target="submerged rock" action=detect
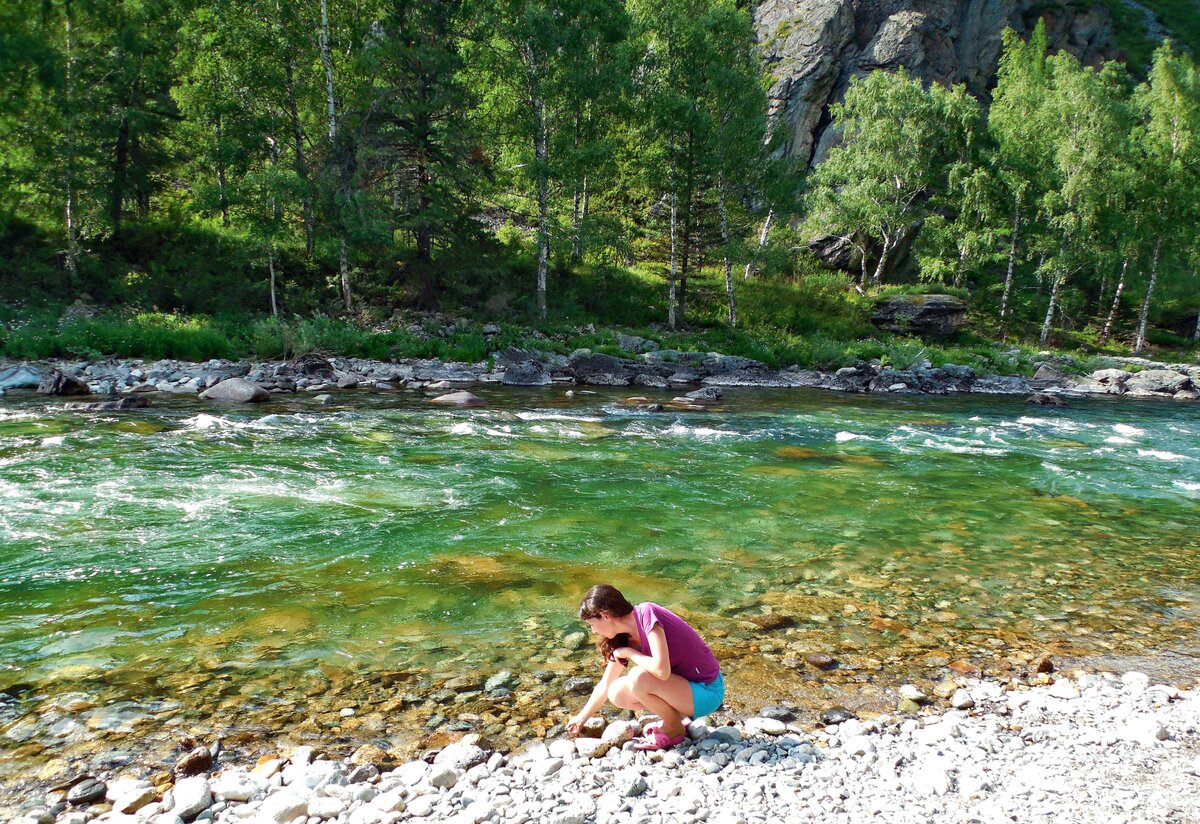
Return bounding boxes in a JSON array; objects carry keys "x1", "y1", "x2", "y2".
[
  {"x1": 1026, "y1": 392, "x2": 1067, "y2": 406},
  {"x1": 430, "y1": 391, "x2": 484, "y2": 406},
  {"x1": 65, "y1": 396, "x2": 149, "y2": 412},
  {"x1": 200, "y1": 378, "x2": 268, "y2": 403}
]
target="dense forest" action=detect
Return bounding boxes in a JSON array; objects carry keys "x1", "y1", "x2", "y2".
[{"x1": 1, "y1": 0, "x2": 1198, "y2": 360}]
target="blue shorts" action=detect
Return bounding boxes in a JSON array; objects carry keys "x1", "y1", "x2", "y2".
[{"x1": 689, "y1": 672, "x2": 725, "y2": 718}]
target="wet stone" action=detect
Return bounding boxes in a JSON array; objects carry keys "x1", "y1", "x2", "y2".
[
  {"x1": 67, "y1": 778, "x2": 107, "y2": 805},
  {"x1": 564, "y1": 678, "x2": 592, "y2": 696},
  {"x1": 759, "y1": 706, "x2": 796, "y2": 722},
  {"x1": 820, "y1": 707, "x2": 856, "y2": 725}
]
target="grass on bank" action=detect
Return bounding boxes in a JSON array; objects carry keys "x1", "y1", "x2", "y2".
[{"x1": 5, "y1": 261, "x2": 1192, "y2": 377}]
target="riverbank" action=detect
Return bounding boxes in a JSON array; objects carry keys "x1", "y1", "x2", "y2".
[
  {"x1": 1, "y1": 346, "x2": 1197, "y2": 403},
  {"x1": 9, "y1": 669, "x2": 1199, "y2": 824}
]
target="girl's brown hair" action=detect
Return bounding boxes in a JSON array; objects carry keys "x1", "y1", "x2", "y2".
[{"x1": 577, "y1": 584, "x2": 635, "y2": 663}]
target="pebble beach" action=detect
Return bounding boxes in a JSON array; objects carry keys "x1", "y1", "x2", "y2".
[{"x1": 13, "y1": 669, "x2": 1200, "y2": 824}]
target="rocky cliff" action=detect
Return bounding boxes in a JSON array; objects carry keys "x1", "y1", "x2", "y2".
[{"x1": 755, "y1": 0, "x2": 1120, "y2": 166}]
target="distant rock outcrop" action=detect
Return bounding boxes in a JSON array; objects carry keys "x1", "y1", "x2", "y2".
[{"x1": 756, "y1": 0, "x2": 1119, "y2": 167}]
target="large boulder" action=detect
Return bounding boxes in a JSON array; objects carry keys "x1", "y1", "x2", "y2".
[
  {"x1": 37, "y1": 369, "x2": 90, "y2": 396},
  {"x1": 199, "y1": 377, "x2": 269, "y2": 403},
  {"x1": 1124, "y1": 369, "x2": 1190, "y2": 395},
  {"x1": 501, "y1": 359, "x2": 551, "y2": 386},
  {"x1": 568, "y1": 352, "x2": 633, "y2": 386},
  {"x1": 0, "y1": 365, "x2": 43, "y2": 390},
  {"x1": 287, "y1": 351, "x2": 335, "y2": 379},
  {"x1": 871, "y1": 294, "x2": 966, "y2": 339}
]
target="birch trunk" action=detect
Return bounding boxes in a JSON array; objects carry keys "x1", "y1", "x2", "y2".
[
  {"x1": 268, "y1": 242, "x2": 279, "y2": 318},
  {"x1": 571, "y1": 175, "x2": 588, "y2": 263},
  {"x1": 319, "y1": 0, "x2": 351, "y2": 312},
  {"x1": 63, "y1": 0, "x2": 79, "y2": 285},
  {"x1": 743, "y1": 209, "x2": 772, "y2": 280},
  {"x1": 1039, "y1": 268, "x2": 1065, "y2": 345},
  {"x1": 283, "y1": 58, "x2": 314, "y2": 255},
  {"x1": 871, "y1": 235, "x2": 891, "y2": 285},
  {"x1": 338, "y1": 239, "x2": 352, "y2": 312},
  {"x1": 533, "y1": 78, "x2": 549, "y2": 320},
  {"x1": 998, "y1": 204, "x2": 1021, "y2": 335},
  {"x1": 718, "y1": 173, "x2": 735, "y2": 327},
  {"x1": 319, "y1": 0, "x2": 336, "y2": 143},
  {"x1": 1098, "y1": 258, "x2": 1127, "y2": 345},
  {"x1": 668, "y1": 192, "x2": 677, "y2": 331},
  {"x1": 1134, "y1": 240, "x2": 1162, "y2": 354},
  {"x1": 215, "y1": 115, "x2": 230, "y2": 227}
]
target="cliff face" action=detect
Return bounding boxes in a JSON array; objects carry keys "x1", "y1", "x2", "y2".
[{"x1": 756, "y1": 0, "x2": 1119, "y2": 166}]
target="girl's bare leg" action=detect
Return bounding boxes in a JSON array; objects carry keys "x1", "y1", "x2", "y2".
[{"x1": 609, "y1": 669, "x2": 694, "y2": 737}]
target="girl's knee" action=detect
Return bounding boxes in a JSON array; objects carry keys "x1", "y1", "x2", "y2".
[{"x1": 608, "y1": 679, "x2": 633, "y2": 709}]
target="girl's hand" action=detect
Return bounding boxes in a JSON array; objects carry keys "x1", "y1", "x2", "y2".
[
  {"x1": 566, "y1": 713, "x2": 588, "y2": 736},
  {"x1": 612, "y1": 647, "x2": 637, "y2": 665}
]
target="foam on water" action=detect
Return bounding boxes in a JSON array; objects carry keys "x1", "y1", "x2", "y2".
[
  {"x1": 182, "y1": 413, "x2": 251, "y2": 431},
  {"x1": 1114, "y1": 424, "x2": 1145, "y2": 437},
  {"x1": 1016, "y1": 416, "x2": 1081, "y2": 432},
  {"x1": 515, "y1": 411, "x2": 605, "y2": 423},
  {"x1": 650, "y1": 423, "x2": 741, "y2": 440},
  {"x1": 1137, "y1": 449, "x2": 1188, "y2": 462},
  {"x1": 1174, "y1": 481, "x2": 1200, "y2": 492},
  {"x1": 835, "y1": 431, "x2": 862, "y2": 442},
  {"x1": 921, "y1": 438, "x2": 1007, "y2": 456}
]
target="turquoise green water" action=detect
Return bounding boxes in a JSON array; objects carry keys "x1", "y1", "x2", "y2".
[{"x1": 1, "y1": 387, "x2": 1198, "y2": 792}]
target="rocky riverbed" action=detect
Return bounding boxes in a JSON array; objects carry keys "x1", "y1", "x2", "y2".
[
  {"x1": 8, "y1": 669, "x2": 1198, "y2": 824},
  {"x1": 0, "y1": 347, "x2": 1197, "y2": 404}
]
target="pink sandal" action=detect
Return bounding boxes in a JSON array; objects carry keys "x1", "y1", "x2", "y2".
[
  {"x1": 643, "y1": 718, "x2": 691, "y2": 738},
  {"x1": 633, "y1": 730, "x2": 687, "y2": 751}
]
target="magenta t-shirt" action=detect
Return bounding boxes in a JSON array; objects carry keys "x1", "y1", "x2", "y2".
[{"x1": 633, "y1": 602, "x2": 720, "y2": 685}]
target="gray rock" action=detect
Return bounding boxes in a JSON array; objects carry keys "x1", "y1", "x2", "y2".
[
  {"x1": 0, "y1": 365, "x2": 43, "y2": 390},
  {"x1": 871, "y1": 295, "x2": 966, "y2": 339},
  {"x1": 113, "y1": 787, "x2": 158, "y2": 815},
  {"x1": 433, "y1": 739, "x2": 488, "y2": 772},
  {"x1": 429, "y1": 391, "x2": 484, "y2": 406},
  {"x1": 38, "y1": 369, "x2": 91, "y2": 397},
  {"x1": 1125, "y1": 369, "x2": 1190, "y2": 394},
  {"x1": 199, "y1": 378, "x2": 269, "y2": 403},
  {"x1": 564, "y1": 676, "x2": 592, "y2": 695},
  {"x1": 426, "y1": 765, "x2": 457, "y2": 789},
  {"x1": 970, "y1": 375, "x2": 1032, "y2": 394},
  {"x1": 757, "y1": 0, "x2": 1114, "y2": 170},
  {"x1": 64, "y1": 396, "x2": 149, "y2": 412},
  {"x1": 685, "y1": 386, "x2": 723, "y2": 402},
  {"x1": 67, "y1": 778, "x2": 107, "y2": 805},
  {"x1": 568, "y1": 352, "x2": 632, "y2": 386},
  {"x1": 617, "y1": 334, "x2": 658, "y2": 353},
  {"x1": 257, "y1": 792, "x2": 309, "y2": 824},
  {"x1": 624, "y1": 776, "x2": 649, "y2": 797},
  {"x1": 484, "y1": 670, "x2": 517, "y2": 692},
  {"x1": 170, "y1": 776, "x2": 212, "y2": 821},
  {"x1": 501, "y1": 360, "x2": 550, "y2": 386}
]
